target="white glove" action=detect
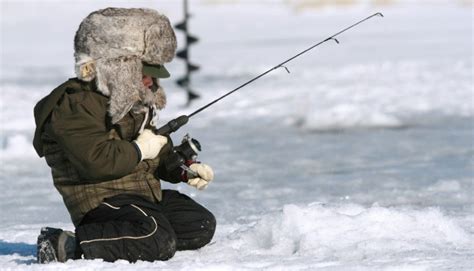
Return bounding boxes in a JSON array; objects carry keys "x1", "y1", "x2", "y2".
[
  {"x1": 187, "y1": 163, "x2": 214, "y2": 190},
  {"x1": 133, "y1": 129, "x2": 168, "y2": 161}
]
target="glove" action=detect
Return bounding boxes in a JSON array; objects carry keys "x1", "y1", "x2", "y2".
[
  {"x1": 133, "y1": 129, "x2": 168, "y2": 161},
  {"x1": 187, "y1": 163, "x2": 214, "y2": 190}
]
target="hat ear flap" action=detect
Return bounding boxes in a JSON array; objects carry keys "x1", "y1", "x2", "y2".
[
  {"x1": 95, "y1": 56, "x2": 142, "y2": 124},
  {"x1": 75, "y1": 60, "x2": 96, "y2": 82},
  {"x1": 81, "y1": 62, "x2": 96, "y2": 81},
  {"x1": 153, "y1": 83, "x2": 167, "y2": 110}
]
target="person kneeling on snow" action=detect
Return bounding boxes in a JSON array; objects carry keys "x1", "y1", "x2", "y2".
[{"x1": 32, "y1": 7, "x2": 216, "y2": 263}]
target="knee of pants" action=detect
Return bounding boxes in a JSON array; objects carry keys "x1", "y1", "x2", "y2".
[
  {"x1": 150, "y1": 222, "x2": 178, "y2": 261},
  {"x1": 202, "y1": 211, "x2": 217, "y2": 245},
  {"x1": 78, "y1": 216, "x2": 178, "y2": 262},
  {"x1": 177, "y1": 211, "x2": 216, "y2": 251},
  {"x1": 80, "y1": 231, "x2": 177, "y2": 262}
]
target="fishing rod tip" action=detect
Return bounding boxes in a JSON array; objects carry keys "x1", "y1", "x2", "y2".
[{"x1": 376, "y1": 12, "x2": 384, "y2": 17}]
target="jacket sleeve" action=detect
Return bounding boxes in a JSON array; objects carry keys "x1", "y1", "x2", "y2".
[
  {"x1": 46, "y1": 91, "x2": 140, "y2": 182},
  {"x1": 153, "y1": 141, "x2": 184, "y2": 184},
  {"x1": 137, "y1": 138, "x2": 184, "y2": 184}
]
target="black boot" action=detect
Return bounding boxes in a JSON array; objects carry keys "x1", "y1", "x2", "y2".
[{"x1": 37, "y1": 227, "x2": 77, "y2": 263}]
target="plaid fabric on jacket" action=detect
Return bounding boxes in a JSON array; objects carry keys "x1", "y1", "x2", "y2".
[{"x1": 35, "y1": 79, "x2": 167, "y2": 226}]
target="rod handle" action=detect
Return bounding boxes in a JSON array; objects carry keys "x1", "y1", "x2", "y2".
[{"x1": 154, "y1": 115, "x2": 189, "y2": 135}]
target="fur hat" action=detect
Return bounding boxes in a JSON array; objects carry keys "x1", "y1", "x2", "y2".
[{"x1": 74, "y1": 7, "x2": 177, "y2": 123}]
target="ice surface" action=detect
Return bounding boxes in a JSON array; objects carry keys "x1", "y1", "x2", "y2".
[{"x1": 0, "y1": 0, "x2": 473, "y2": 270}]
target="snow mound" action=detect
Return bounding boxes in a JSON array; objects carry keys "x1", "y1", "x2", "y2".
[{"x1": 236, "y1": 203, "x2": 471, "y2": 258}]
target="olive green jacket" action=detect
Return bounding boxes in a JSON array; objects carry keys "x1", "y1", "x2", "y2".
[{"x1": 33, "y1": 78, "x2": 176, "y2": 226}]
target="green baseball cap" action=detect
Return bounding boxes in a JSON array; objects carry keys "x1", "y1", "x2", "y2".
[{"x1": 142, "y1": 62, "x2": 170, "y2": 78}]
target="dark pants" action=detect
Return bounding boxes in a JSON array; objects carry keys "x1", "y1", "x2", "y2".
[{"x1": 75, "y1": 190, "x2": 216, "y2": 262}]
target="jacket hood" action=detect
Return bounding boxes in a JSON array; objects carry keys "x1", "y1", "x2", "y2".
[{"x1": 33, "y1": 79, "x2": 92, "y2": 157}]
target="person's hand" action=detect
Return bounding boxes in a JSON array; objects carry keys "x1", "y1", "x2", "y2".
[
  {"x1": 187, "y1": 163, "x2": 214, "y2": 190},
  {"x1": 133, "y1": 129, "x2": 168, "y2": 161}
]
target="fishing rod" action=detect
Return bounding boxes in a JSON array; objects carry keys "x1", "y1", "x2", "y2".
[
  {"x1": 155, "y1": 12, "x2": 384, "y2": 178},
  {"x1": 155, "y1": 12, "x2": 384, "y2": 136}
]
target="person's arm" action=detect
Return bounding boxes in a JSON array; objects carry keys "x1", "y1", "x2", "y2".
[
  {"x1": 153, "y1": 140, "x2": 184, "y2": 184},
  {"x1": 153, "y1": 142, "x2": 214, "y2": 189},
  {"x1": 46, "y1": 91, "x2": 139, "y2": 182}
]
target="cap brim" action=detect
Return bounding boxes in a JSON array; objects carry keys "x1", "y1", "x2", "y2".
[{"x1": 142, "y1": 63, "x2": 170, "y2": 78}]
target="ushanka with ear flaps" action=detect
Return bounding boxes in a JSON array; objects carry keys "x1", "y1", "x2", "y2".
[{"x1": 73, "y1": 7, "x2": 177, "y2": 124}]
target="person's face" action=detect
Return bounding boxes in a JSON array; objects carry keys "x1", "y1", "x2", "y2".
[{"x1": 142, "y1": 75, "x2": 154, "y2": 89}]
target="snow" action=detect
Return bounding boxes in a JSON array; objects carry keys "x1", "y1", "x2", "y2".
[
  {"x1": 0, "y1": 0, "x2": 473, "y2": 270},
  {"x1": 1, "y1": 203, "x2": 472, "y2": 270}
]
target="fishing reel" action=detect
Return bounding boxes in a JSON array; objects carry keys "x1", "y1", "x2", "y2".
[{"x1": 164, "y1": 134, "x2": 201, "y2": 180}]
